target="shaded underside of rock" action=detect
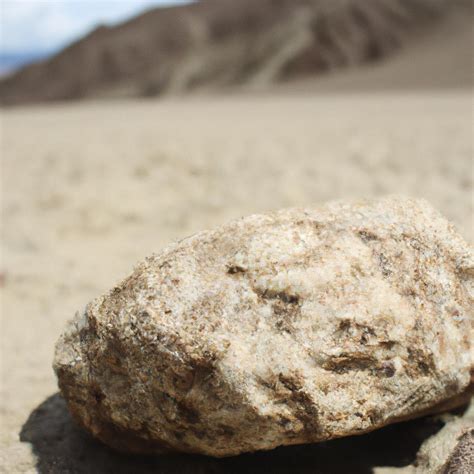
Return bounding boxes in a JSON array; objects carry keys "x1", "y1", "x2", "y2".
[{"x1": 54, "y1": 196, "x2": 473, "y2": 457}]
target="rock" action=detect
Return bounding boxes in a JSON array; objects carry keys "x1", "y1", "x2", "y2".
[
  {"x1": 414, "y1": 407, "x2": 474, "y2": 474},
  {"x1": 443, "y1": 428, "x2": 474, "y2": 474},
  {"x1": 54, "y1": 196, "x2": 473, "y2": 457},
  {"x1": 375, "y1": 402, "x2": 474, "y2": 474}
]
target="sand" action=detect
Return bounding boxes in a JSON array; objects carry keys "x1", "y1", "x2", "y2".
[{"x1": 1, "y1": 90, "x2": 473, "y2": 472}]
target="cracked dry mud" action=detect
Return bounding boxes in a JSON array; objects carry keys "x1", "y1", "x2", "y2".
[{"x1": 54, "y1": 196, "x2": 473, "y2": 457}]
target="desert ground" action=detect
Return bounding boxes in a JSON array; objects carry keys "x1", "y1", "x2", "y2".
[{"x1": 1, "y1": 89, "x2": 472, "y2": 473}]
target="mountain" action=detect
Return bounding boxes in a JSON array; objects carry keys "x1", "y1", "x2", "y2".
[
  {"x1": 0, "y1": 0, "x2": 471, "y2": 105},
  {"x1": 0, "y1": 51, "x2": 53, "y2": 78}
]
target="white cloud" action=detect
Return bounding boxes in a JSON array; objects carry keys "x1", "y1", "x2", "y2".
[{"x1": 0, "y1": 0, "x2": 190, "y2": 53}]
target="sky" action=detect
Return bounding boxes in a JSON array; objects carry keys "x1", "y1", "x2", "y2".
[{"x1": 0, "y1": 0, "x2": 189, "y2": 55}]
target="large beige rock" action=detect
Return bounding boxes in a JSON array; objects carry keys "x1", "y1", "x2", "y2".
[{"x1": 54, "y1": 196, "x2": 473, "y2": 457}]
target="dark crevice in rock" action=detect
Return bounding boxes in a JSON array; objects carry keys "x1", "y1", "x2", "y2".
[
  {"x1": 321, "y1": 354, "x2": 378, "y2": 374},
  {"x1": 259, "y1": 289, "x2": 300, "y2": 305},
  {"x1": 379, "y1": 361, "x2": 396, "y2": 378},
  {"x1": 226, "y1": 265, "x2": 246, "y2": 275},
  {"x1": 322, "y1": 353, "x2": 397, "y2": 378},
  {"x1": 278, "y1": 374, "x2": 320, "y2": 436},
  {"x1": 335, "y1": 319, "x2": 377, "y2": 343},
  {"x1": 91, "y1": 388, "x2": 105, "y2": 404},
  {"x1": 175, "y1": 401, "x2": 201, "y2": 425},
  {"x1": 357, "y1": 229, "x2": 380, "y2": 243},
  {"x1": 406, "y1": 348, "x2": 436, "y2": 377}
]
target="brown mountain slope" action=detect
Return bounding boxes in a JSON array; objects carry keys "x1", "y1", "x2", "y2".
[{"x1": 0, "y1": 0, "x2": 471, "y2": 105}]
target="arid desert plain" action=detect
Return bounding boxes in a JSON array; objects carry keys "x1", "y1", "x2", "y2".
[{"x1": 1, "y1": 88, "x2": 473, "y2": 472}]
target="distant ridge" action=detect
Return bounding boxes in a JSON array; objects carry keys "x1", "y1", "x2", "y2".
[
  {"x1": 0, "y1": 0, "x2": 472, "y2": 105},
  {"x1": 0, "y1": 51, "x2": 52, "y2": 77}
]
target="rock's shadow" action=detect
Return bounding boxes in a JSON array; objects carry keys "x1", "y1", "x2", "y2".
[{"x1": 21, "y1": 393, "x2": 445, "y2": 474}]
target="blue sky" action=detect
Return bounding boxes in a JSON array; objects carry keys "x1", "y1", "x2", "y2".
[{"x1": 0, "y1": 0, "x2": 189, "y2": 54}]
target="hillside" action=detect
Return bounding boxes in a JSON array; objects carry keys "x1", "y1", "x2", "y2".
[{"x1": 0, "y1": 0, "x2": 472, "y2": 105}]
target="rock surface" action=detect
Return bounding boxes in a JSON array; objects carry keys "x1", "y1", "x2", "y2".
[
  {"x1": 374, "y1": 402, "x2": 474, "y2": 474},
  {"x1": 54, "y1": 196, "x2": 473, "y2": 457},
  {"x1": 412, "y1": 408, "x2": 474, "y2": 474}
]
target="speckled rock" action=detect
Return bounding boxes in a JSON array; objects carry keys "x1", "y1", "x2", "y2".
[
  {"x1": 374, "y1": 402, "x2": 474, "y2": 474},
  {"x1": 54, "y1": 196, "x2": 473, "y2": 457},
  {"x1": 413, "y1": 407, "x2": 474, "y2": 474}
]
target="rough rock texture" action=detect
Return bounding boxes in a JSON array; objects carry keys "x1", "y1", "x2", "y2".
[
  {"x1": 374, "y1": 403, "x2": 474, "y2": 474},
  {"x1": 413, "y1": 408, "x2": 474, "y2": 474},
  {"x1": 54, "y1": 196, "x2": 473, "y2": 457}
]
